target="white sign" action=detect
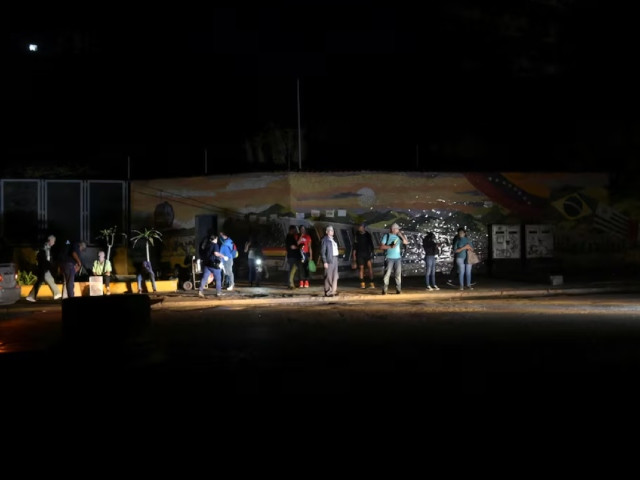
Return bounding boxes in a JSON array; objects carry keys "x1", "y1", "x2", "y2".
[
  {"x1": 326, "y1": 209, "x2": 335, "y2": 217},
  {"x1": 525, "y1": 224, "x2": 554, "y2": 258},
  {"x1": 296, "y1": 212, "x2": 305, "y2": 219},
  {"x1": 337, "y1": 209, "x2": 347, "y2": 217},
  {"x1": 492, "y1": 224, "x2": 521, "y2": 259},
  {"x1": 311, "y1": 210, "x2": 320, "y2": 217}
]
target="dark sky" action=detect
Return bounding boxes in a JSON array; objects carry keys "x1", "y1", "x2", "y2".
[{"x1": 6, "y1": 1, "x2": 640, "y2": 178}]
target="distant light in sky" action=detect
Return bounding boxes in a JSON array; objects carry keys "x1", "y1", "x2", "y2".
[{"x1": 28, "y1": 44, "x2": 38, "y2": 52}]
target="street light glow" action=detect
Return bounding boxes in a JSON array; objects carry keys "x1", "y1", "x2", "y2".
[{"x1": 28, "y1": 44, "x2": 38, "y2": 52}]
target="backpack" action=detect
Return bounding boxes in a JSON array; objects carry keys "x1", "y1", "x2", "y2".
[
  {"x1": 231, "y1": 241, "x2": 239, "y2": 259},
  {"x1": 198, "y1": 236, "x2": 210, "y2": 260}
]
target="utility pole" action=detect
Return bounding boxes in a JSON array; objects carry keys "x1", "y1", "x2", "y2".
[{"x1": 297, "y1": 78, "x2": 302, "y2": 171}]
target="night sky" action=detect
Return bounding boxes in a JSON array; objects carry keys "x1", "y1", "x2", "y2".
[{"x1": 6, "y1": 1, "x2": 640, "y2": 179}]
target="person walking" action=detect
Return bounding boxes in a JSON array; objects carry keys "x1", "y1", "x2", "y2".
[
  {"x1": 61, "y1": 240, "x2": 87, "y2": 298},
  {"x1": 380, "y1": 223, "x2": 408, "y2": 295},
  {"x1": 320, "y1": 225, "x2": 339, "y2": 297},
  {"x1": 219, "y1": 231, "x2": 236, "y2": 291},
  {"x1": 198, "y1": 233, "x2": 226, "y2": 297},
  {"x1": 26, "y1": 234, "x2": 62, "y2": 302}
]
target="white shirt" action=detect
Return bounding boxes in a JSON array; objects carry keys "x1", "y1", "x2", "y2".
[{"x1": 331, "y1": 237, "x2": 339, "y2": 256}]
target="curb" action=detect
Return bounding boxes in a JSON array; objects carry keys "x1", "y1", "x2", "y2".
[
  {"x1": 5, "y1": 284, "x2": 640, "y2": 313},
  {"x1": 151, "y1": 284, "x2": 640, "y2": 309}
]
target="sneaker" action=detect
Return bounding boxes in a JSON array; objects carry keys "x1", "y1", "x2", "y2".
[
  {"x1": 53, "y1": 293, "x2": 62, "y2": 300},
  {"x1": 467, "y1": 286, "x2": 474, "y2": 290},
  {"x1": 396, "y1": 289, "x2": 402, "y2": 294},
  {"x1": 381, "y1": 290, "x2": 387, "y2": 295},
  {"x1": 433, "y1": 285, "x2": 440, "y2": 291},
  {"x1": 459, "y1": 287, "x2": 464, "y2": 291},
  {"x1": 304, "y1": 280, "x2": 309, "y2": 288},
  {"x1": 368, "y1": 283, "x2": 375, "y2": 289},
  {"x1": 25, "y1": 297, "x2": 36, "y2": 303},
  {"x1": 299, "y1": 281, "x2": 304, "y2": 288},
  {"x1": 198, "y1": 291, "x2": 205, "y2": 298},
  {"x1": 426, "y1": 286, "x2": 433, "y2": 291},
  {"x1": 216, "y1": 292, "x2": 224, "y2": 297},
  {"x1": 360, "y1": 281, "x2": 366, "y2": 289},
  {"x1": 227, "y1": 285, "x2": 234, "y2": 291}
]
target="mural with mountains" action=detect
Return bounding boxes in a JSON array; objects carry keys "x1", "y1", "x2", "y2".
[{"x1": 130, "y1": 171, "x2": 639, "y2": 274}]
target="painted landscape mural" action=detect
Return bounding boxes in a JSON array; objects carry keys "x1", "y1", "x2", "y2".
[{"x1": 130, "y1": 171, "x2": 639, "y2": 281}]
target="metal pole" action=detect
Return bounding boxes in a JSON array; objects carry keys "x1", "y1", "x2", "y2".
[{"x1": 297, "y1": 78, "x2": 302, "y2": 171}]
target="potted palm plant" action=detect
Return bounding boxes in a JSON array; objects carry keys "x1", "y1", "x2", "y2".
[
  {"x1": 130, "y1": 227, "x2": 163, "y2": 263},
  {"x1": 97, "y1": 225, "x2": 126, "y2": 262}
]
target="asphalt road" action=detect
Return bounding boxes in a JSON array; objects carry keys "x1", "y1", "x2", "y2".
[{"x1": 3, "y1": 293, "x2": 640, "y2": 398}]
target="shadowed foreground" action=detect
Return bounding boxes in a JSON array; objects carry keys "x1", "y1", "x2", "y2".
[{"x1": 4, "y1": 300, "x2": 640, "y2": 399}]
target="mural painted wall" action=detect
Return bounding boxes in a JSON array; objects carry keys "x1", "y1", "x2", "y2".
[{"x1": 130, "y1": 171, "x2": 639, "y2": 279}]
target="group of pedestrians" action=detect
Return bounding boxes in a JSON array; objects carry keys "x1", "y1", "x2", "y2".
[
  {"x1": 319, "y1": 221, "x2": 476, "y2": 297},
  {"x1": 26, "y1": 236, "x2": 91, "y2": 301},
  {"x1": 197, "y1": 230, "x2": 237, "y2": 297},
  {"x1": 423, "y1": 227, "x2": 476, "y2": 291},
  {"x1": 24, "y1": 233, "x2": 160, "y2": 301},
  {"x1": 312, "y1": 222, "x2": 477, "y2": 297}
]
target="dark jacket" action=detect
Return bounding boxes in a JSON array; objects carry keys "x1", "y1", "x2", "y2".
[
  {"x1": 321, "y1": 235, "x2": 338, "y2": 264},
  {"x1": 203, "y1": 241, "x2": 221, "y2": 268},
  {"x1": 286, "y1": 233, "x2": 301, "y2": 260},
  {"x1": 423, "y1": 237, "x2": 439, "y2": 257}
]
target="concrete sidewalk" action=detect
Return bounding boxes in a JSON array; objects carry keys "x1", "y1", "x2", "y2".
[
  {"x1": 7, "y1": 272, "x2": 640, "y2": 312},
  {"x1": 151, "y1": 273, "x2": 640, "y2": 309}
]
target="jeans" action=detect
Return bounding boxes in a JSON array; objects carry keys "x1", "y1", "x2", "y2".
[
  {"x1": 63, "y1": 262, "x2": 77, "y2": 298},
  {"x1": 137, "y1": 271, "x2": 157, "y2": 292},
  {"x1": 248, "y1": 258, "x2": 257, "y2": 284},
  {"x1": 425, "y1": 255, "x2": 436, "y2": 287},
  {"x1": 199, "y1": 266, "x2": 222, "y2": 294},
  {"x1": 455, "y1": 257, "x2": 472, "y2": 287},
  {"x1": 383, "y1": 258, "x2": 402, "y2": 291},
  {"x1": 222, "y1": 258, "x2": 234, "y2": 287}
]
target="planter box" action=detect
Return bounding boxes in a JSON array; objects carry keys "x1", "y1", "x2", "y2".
[{"x1": 20, "y1": 279, "x2": 178, "y2": 298}]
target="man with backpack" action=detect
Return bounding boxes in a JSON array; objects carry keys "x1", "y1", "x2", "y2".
[
  {"x1": 380, "y1": 223, "x2": 409, "y2": 295},
  {"x1": 198, "y1": 233, "x2": 227, "y2": 298}
]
